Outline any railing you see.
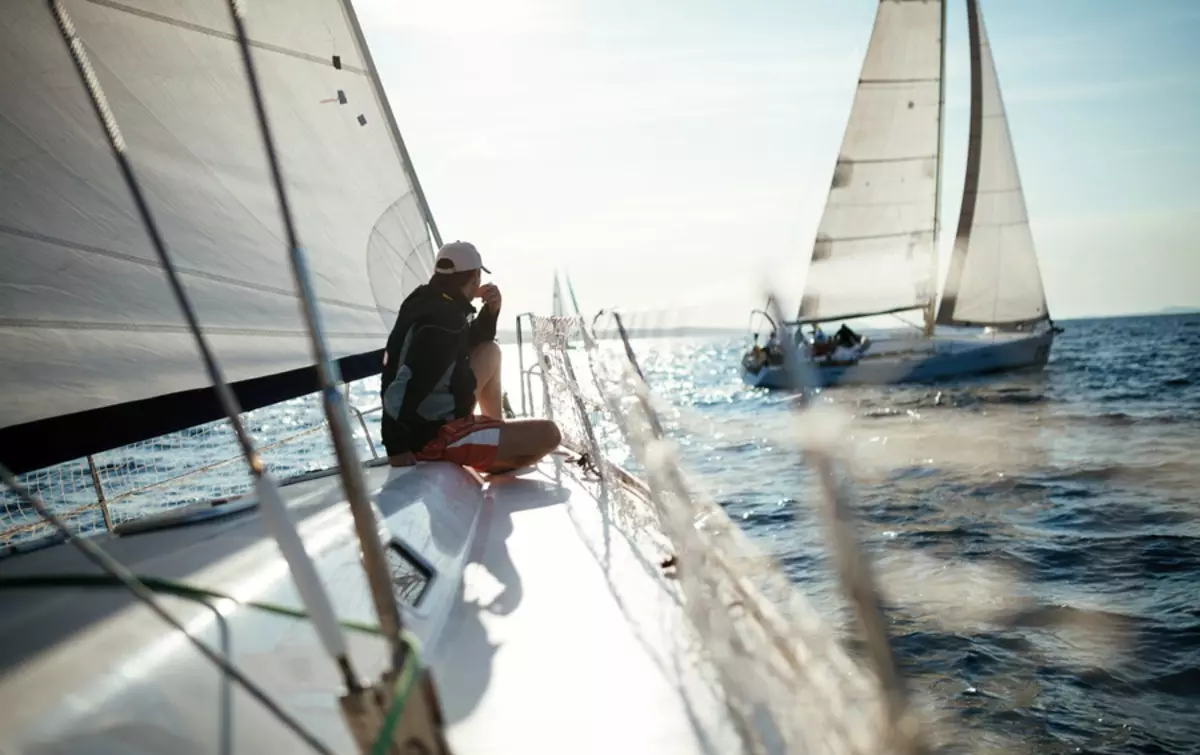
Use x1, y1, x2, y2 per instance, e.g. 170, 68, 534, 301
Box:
514, 311, 607, 413
514, 311, 545, 419
350, 402, 382, 460
0, 383, 387, 556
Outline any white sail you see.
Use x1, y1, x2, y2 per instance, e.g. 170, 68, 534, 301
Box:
799, 0, 944, 323
937, 0, 1049, 327
0, 0, 434, 465
552, 273, 566, 317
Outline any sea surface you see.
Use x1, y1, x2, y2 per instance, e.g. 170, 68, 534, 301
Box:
3, 314, 1198, 753
629, 314, 1199, 754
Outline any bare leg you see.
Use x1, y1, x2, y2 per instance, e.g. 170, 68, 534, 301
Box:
486, 419, 561, 474
469, 342, 561, 472
470, 341, 503, 420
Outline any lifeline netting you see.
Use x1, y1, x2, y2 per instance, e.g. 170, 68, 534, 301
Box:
524, 313, 911, 755
0, 383, 383, 556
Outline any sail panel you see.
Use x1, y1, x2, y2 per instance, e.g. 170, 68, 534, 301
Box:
0, 0, 433, 472
937, 0, 1049, 327
814, 155, 939, 242
799, 230, 936, 322
799, 0, 943, 322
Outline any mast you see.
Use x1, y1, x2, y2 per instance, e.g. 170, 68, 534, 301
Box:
925, 0, 948, 337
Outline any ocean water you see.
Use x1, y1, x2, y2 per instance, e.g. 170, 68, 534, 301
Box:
3, 314, 1198, 752
628, 314, 1200, 754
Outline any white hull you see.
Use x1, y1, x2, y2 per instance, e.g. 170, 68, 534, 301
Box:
0, 459, 739, 753
742, 329, 1054, 389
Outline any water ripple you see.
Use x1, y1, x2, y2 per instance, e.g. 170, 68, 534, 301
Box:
638, 314, 1200, 752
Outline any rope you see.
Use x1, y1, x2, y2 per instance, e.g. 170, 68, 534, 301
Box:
44, 3, 364, 740
371, 629, 424, 755
220, 0, 408, 667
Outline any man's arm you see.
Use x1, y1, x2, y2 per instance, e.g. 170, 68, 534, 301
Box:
382, 314, 463, 453
468, 306, 498, 347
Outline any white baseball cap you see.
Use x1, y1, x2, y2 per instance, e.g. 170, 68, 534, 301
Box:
434, 241, 490, 274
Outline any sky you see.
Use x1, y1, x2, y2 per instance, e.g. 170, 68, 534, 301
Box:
352, 0, 1200, 327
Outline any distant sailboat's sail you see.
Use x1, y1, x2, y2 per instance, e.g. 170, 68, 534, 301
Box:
937, 0, 1049, 327
552, 273, 566, 317
799, 0, 944, 323
0, 1, 435, 473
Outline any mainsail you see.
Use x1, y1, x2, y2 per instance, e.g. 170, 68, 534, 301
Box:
799, 0, 944, 323
0, 0, 435, 473
937, 0, 1050, 327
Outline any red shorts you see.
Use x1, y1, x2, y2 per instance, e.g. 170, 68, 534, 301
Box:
415, 415, 503, 470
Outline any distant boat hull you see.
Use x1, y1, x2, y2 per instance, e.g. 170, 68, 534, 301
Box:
742, 330, 1055, 389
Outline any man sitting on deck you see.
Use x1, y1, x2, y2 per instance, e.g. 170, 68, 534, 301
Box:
380, 241, 561, 474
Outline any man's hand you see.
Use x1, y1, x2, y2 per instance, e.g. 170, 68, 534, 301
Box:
478, 283, 502, 314
388, 451, 416, 468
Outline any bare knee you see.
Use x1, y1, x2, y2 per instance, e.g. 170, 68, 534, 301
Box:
496, 419, 561, 462
516, 419, 560, 455
471, 341, 501, 370
523, 420, 561, 463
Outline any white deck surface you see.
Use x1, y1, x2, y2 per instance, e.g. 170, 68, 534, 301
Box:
0, 458, 738, 754
436, 463, 734, 754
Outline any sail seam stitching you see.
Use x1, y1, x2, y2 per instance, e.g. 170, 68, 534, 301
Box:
859, 77, 939, 84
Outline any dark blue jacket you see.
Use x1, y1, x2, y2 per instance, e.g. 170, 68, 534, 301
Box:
379, 283, 497, 454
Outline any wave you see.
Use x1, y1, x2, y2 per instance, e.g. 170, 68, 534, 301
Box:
855, 388, 1050, 414
1049, 461, 1196, 485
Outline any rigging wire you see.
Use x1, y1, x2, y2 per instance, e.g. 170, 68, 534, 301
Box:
0, 465, 336, 755
45, 0, 357, 704
220, 0, 407, 668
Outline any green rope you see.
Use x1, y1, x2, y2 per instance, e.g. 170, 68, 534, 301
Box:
371, 629, 424, 755
0, 574, 383, 636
